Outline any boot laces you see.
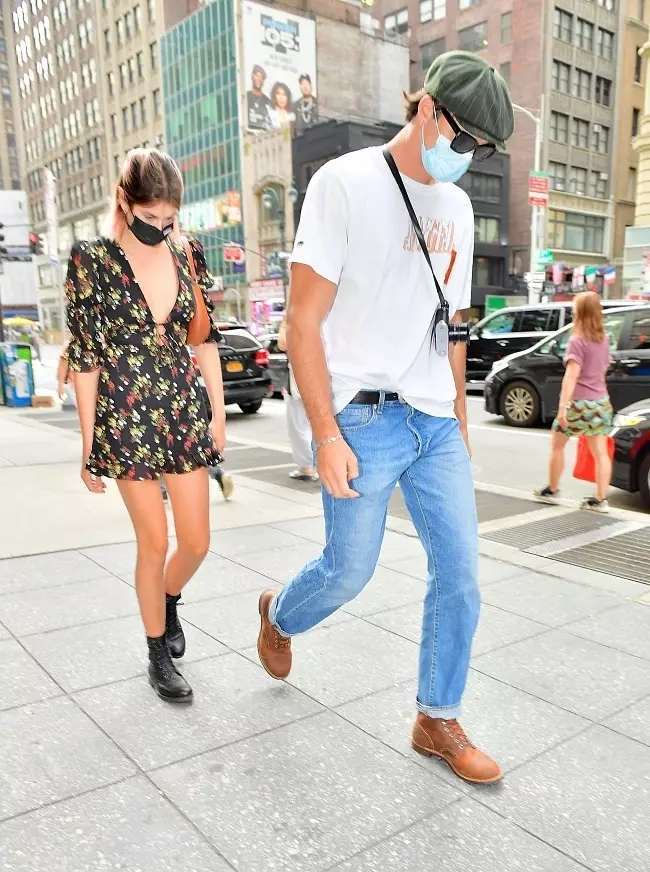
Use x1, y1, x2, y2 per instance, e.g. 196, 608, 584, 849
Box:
441, 719, 473, 749
274, 630, 291, 651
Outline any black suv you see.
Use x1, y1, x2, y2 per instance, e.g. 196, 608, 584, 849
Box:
193, 323, 271, 414
484, 305, 650, 427
468, 300, 638, 386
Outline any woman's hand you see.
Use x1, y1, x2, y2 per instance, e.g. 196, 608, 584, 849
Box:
556, 408, 569, 430
57, 351, 72, 399
210, 415, 226, 454
81, 459, 106, 494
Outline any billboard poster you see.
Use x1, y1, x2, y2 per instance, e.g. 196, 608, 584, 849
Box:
178, 192, 242, 233
242, 1, 317, 133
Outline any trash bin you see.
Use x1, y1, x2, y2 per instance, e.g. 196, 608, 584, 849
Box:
0, 343, 34, 407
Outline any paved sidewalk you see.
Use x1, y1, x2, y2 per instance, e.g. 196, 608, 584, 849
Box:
1, 495, 650, 870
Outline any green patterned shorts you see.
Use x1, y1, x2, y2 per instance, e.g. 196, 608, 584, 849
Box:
552, 397, 613, 438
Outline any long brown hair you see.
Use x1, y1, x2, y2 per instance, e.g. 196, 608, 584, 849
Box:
105, 148, 183, 239
572, 291, 605, 343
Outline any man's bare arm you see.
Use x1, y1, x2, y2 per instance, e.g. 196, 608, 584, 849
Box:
450, 310, 471, 455
286, 263, 359, 498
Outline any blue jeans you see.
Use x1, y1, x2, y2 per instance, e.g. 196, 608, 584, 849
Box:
270, 396, 480, 719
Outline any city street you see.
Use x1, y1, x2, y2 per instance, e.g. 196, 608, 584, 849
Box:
2, 360, 650, 870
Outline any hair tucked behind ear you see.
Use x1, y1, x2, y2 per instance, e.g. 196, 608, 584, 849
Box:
104, 148, 184, 239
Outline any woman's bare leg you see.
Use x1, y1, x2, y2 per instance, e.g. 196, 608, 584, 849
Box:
116, 479, 168, 637
588, 435, 612, 501
163, 467, 211, 597
549, 430, 570, 492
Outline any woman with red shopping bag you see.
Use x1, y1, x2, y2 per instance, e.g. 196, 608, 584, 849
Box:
534, 291, 614, 513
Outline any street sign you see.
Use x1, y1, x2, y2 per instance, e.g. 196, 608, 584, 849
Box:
536, 248, 554, 265
223, 245, 245, 266
528, 171, 549, 207
249, 278, 283, 302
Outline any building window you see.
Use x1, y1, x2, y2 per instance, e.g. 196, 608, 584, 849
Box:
421, 38, 445, 71
119, 62, 127, 89
553, 8, 573, 42
569, 166, 587, 194
458, 21, 487, 52
139, 95, 146, 125
500, 11, 512, 43
473, 256, 503, 287
499, 62, 510, 86
627, 168, 637, 201
548, 161, 567, 191
150, 41, 158, 70
153, 88, 161, 117
147, 0, 155, 23
597, 28, 614, 58
590, 171, 607, 198
593, 124, 609, 153
136, 49, 144, 80
474, 215, 500, 243
131, 101, 137, 129
459, 171, 502, 202
635, 49, 642, 83
574, 18, 594, 51
420, 0, 446, 21
122, 106, 129, 133
125, 11, 133, 40
572, 68, 591, 100
547, 210, 605, 253
104, 28, 110, 55
595, 76, 611, 106
459, 0, 484, 9
134, 5, 142, 32
552, 60, 571, 93
128, 56, 136, 84
107, 70, 114, 96
633, 107, 640, 137
384, 8, 408, 36
116, 19, 124, 45
597, 0, 615, 10
572, 117, 589, 149
550, 111, 569, 142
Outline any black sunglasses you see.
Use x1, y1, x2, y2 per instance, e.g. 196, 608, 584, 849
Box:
439, 107, 496, 162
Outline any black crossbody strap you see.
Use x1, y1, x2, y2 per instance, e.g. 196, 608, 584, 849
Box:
382, 148, 448, 312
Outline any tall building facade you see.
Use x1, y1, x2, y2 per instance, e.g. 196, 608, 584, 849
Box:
0, 2, 21, 190
373, 0, 648, 293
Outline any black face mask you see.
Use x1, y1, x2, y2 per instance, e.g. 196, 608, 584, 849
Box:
128, 213, 173, 246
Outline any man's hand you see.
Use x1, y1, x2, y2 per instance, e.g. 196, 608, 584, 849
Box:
459, 421, 472, 458
317, 439, 360, 499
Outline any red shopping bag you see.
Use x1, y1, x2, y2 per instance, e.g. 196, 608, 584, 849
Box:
572, 435, 615, 483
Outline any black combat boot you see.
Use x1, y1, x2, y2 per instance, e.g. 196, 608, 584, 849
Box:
147, 634, 193, 703
165, 593, 186, 658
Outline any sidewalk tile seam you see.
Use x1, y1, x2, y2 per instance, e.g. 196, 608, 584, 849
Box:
320, 796, 468, 872
0, 570, 127, 599
483, 566, 633, 601
480, 595, 627, 633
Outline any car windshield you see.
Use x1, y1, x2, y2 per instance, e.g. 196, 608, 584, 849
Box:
218, 328, 259, 350
536, 311, 628, 356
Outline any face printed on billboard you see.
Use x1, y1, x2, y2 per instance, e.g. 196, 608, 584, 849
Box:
242, 1, 318, 133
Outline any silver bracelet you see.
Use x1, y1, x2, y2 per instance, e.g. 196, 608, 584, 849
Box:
315, 435, 343, 451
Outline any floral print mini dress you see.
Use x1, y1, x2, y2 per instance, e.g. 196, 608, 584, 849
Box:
65, 236, 222, 480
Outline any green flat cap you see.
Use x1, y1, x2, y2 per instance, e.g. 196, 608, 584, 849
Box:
424, 50, 514, 151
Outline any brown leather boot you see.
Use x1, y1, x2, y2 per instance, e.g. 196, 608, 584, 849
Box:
257, 590, 292, 679
411, 713, 503, 784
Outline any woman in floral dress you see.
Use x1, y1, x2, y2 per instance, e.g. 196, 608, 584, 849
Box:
64, 148, 226, 703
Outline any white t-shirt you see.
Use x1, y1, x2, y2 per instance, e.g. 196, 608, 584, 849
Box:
291, 146, 475, 417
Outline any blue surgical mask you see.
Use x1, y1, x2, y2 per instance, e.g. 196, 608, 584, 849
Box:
420, 115, 473, 184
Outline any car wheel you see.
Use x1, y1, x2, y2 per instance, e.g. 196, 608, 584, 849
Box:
639, 453, 650, 510
239, 400, 263, 414
500, 381, 540, 427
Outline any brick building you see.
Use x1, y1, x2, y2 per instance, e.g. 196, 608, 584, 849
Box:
372, 0, 649, 293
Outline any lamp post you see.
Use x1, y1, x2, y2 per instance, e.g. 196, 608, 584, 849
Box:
262, 184, 298, 306
513, 99, 544, 302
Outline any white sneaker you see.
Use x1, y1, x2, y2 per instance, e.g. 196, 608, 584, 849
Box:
533, 487, 560, 505
580, 497, 610, 514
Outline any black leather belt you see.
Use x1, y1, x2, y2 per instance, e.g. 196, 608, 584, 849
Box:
349, 391, 400, 404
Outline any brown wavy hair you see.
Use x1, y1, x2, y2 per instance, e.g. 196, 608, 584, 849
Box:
572, 291, 605, 343
105, 148, 183, 239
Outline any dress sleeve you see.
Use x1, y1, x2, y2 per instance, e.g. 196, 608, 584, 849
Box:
564, 336, 585, 370
65, 241, 103, 372
187, 237, 222, 344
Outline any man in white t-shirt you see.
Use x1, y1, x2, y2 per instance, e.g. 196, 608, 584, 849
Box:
257, 51, 514, 785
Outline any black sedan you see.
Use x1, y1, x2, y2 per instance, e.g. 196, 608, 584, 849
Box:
610, 400, 650, 509
484, 304, 650, 427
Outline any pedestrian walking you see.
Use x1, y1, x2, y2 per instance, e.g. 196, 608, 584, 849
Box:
256, 51, 514, 784
278, 318, 318, 482
534, 291, 614, 513
63, 148, 226, 703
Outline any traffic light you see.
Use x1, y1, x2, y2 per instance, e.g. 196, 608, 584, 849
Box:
0, 222, 6, 259
29, 232, 44, 255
